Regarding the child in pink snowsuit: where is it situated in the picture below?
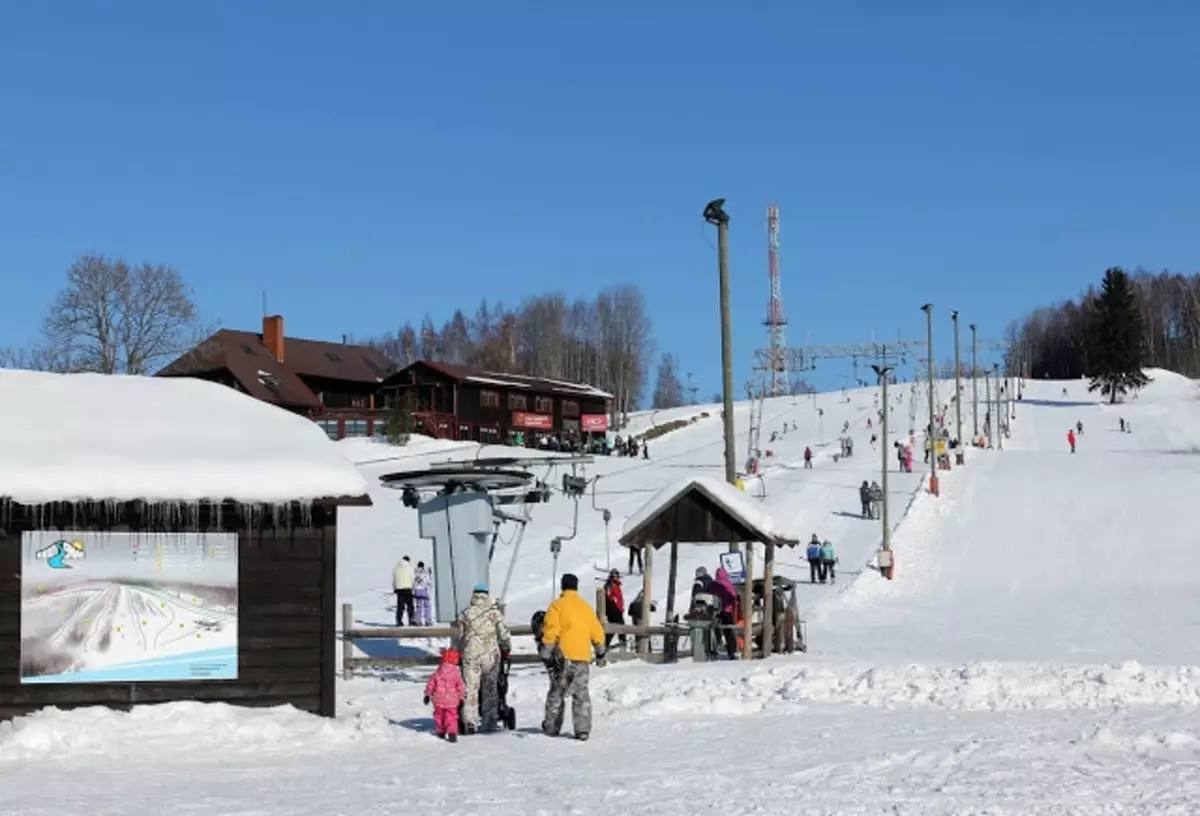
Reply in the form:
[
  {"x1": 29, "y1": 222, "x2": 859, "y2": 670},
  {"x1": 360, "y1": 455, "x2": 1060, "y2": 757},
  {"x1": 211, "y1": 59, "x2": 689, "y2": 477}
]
[{"x1": 424, "y1": 647, "x2": 466, "y2": 741}]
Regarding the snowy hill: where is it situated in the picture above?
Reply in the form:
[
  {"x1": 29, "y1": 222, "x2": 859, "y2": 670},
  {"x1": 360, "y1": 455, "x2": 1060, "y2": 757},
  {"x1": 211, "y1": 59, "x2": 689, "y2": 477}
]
[{"x1": 7, "y1": 370, "x2": 1200, "y2": 814}]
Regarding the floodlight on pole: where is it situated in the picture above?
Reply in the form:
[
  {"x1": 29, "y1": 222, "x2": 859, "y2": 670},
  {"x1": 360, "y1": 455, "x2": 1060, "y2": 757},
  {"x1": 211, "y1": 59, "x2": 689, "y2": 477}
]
[
  {"x1": 704, "y1": 198, "x2": 737, "y2": 491},
  {"x1": 950, "y1": 311, "x2": 964, "y2": 465},
  {"x1": 920, "y1": 304, "x2": 939, "y2": 497},
  {"x1": 969, "y1": 323, "x2": 979, "y2": 438},
  {"x1": 871, "y1": 363, "x2": 896, "y2": 567}
]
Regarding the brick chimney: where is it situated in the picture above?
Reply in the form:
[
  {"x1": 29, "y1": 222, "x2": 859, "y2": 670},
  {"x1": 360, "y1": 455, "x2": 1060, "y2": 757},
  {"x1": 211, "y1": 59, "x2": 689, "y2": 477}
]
[{"x1": 263, "y1": 315, "x2": 284, "y2": 363}]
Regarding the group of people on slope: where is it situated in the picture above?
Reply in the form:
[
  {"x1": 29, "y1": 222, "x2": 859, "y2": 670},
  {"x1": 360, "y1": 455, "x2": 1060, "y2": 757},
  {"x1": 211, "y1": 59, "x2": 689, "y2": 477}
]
[
  {"x1": 392, "y1": 555, "x2": 434, "y2": 626},
  {"x1": 423, "y1": 574, "x2": 609, "y2": 743},
  {"x1": 806, "y1": 535, "x2": 838, "y2": 584},
  {"x1": 690, "y1": 565, "x2": 742, "y2": 660}
]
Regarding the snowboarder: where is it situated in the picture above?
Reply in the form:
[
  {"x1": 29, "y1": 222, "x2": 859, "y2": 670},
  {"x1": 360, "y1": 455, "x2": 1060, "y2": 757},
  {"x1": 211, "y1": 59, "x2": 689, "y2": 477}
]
[
  {"x1": 859, "y1": 481, "x2": 872, "y2": 519},
  {"x1": 806, "y1": 535, "x2": 823, "y2": 584},
  {"x1": 1067, "y1": 428, "x2": 1076, "y2": 454},
  {"x1": 424, "y1": 647, "x2": 466, "y2": 742},
  {"x1": 413, "y1": 561, "x2": 433, "y2": 626},
  {"x1": 392, "y1": 555, "x2": 415, "y2": 627},
  {"x1": 602, "y1": 569, "x2": 625, "y2": 650},
  {"x1": 820, "y1": 540, "x2": 837, "y2": 583},
  {"x1": 803, "y1": 447, "x2": 813, "y2": 469},
  {"x1": 456, "y1": 584, "x2": 512, "y2": 734},
  {"x1": 539, "y1": 573, "x2": 606, "y2": 741}
]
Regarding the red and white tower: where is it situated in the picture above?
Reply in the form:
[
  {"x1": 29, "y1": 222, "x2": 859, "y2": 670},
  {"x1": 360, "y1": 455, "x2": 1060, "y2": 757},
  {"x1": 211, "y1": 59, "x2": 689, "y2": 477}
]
[{"x1": 764, "y1": 204, "x2": 788, "y2": 396}]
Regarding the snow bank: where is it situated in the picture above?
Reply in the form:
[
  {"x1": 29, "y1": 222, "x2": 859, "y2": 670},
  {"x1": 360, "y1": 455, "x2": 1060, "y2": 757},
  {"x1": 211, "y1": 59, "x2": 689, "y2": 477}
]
[
  {"x1": 0, "y1": 701, "x2": 387, "y2": 760},
  {"x1": 621, "y1": 474, "x2": 793, "y2": 543},
  {"x1": 0, "y1": 369, "x2": 368, "y2": 504},
  {"x1": 597, "y1": 659, "x2": 1200, "y2": 716}
]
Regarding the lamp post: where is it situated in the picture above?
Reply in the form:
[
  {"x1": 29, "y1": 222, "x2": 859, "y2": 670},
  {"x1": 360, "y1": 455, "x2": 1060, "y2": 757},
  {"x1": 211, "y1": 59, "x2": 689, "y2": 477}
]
[
  {"x1": 704, "y1": 199, "x2": 737, "y2": 488},
  {"x1": 993, "y1": 362, "x2": 1003, "y2": 450},
  {"x1": 950, "y1": 311, "x2": 964, "y2": 464},
  {"x1": 969, "y1": 323, "x2": 979, "y2": 439},
  {"x1": 871, "y1": 364, "x2": 895, "y2": 558},
  {"x1": 920, "y1": 304, "x2": 939, "y2": 496}
]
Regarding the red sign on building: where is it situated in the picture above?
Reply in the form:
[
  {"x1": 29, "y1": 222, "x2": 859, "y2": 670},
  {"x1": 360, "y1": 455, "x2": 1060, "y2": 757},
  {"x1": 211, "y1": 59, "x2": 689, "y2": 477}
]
[
  {"x1": 581, "y1": 414, "x2": 608, "y2": 433},
  {"x1": 512, "y1": 412, "x2": 553, "y2": 430}
]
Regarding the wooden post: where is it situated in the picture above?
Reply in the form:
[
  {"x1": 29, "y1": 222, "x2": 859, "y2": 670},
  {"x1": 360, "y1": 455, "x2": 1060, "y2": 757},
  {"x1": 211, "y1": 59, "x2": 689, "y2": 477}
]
[
  {"x1": 341, "y1": 603, "x2": 354, "y2": 681},
  {"x1": 595, "y1": 585, "x2": 605, "y2": 620},
  {"x1": 639, "y1": 544, "x2": 654, "y2": 655},
  {"x1": 664, "y1": 540, "x2": 679, "y2": 622},
  {"x1": 741, "y1": 542, "x2": 754, "y2": 659},
  {"x1": 761, "y1": 541, "x2": 775, "y2": 658}
]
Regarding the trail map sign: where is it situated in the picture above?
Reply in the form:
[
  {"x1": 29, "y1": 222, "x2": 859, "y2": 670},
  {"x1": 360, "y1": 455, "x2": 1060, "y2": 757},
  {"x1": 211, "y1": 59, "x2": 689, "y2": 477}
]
[{"x1": 19, "y1": 531, "x2": 239, "y2": 684}]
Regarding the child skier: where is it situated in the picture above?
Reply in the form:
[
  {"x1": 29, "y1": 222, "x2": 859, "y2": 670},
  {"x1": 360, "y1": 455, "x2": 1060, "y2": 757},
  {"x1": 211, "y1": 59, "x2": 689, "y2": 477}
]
[
  {"x1": 413, "y1": 561, "x2": 433, "y2": 625},
  {"x1": 424, "y1": 647, "x2": 466, "y2": 742}
]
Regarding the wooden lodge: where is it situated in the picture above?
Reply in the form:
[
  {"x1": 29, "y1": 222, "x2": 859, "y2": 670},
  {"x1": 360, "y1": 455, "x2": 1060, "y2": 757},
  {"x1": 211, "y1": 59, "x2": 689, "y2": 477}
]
[
  {"x1": 157, "y1": 314, "x2": 395, "y2": 440},
  {"x1": 380, "y1": 361, "x2": 613, "y2": 446},
  {"x1": 0, "y1": 369, "x2": 371, "y2": 722}
]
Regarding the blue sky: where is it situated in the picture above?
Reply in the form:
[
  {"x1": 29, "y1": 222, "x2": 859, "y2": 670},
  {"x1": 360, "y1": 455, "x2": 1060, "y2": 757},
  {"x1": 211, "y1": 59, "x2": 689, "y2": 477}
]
[{"x1": 2, "y1": 1, "x2": 1197, "y2": 395}]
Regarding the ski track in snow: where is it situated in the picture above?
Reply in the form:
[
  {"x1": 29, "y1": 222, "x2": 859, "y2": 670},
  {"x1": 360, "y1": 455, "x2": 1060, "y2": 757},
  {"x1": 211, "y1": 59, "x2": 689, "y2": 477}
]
[{"x1": 6, "y1": 371, "x2": 1200, "y2": 814}]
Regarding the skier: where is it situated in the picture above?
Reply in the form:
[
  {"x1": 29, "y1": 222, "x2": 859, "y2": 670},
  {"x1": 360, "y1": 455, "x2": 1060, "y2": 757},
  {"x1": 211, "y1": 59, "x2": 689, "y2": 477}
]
[
  {"x1": 602, "y1": 569, "x2": 625, "y2": 650},
  {"x1": 1076, "y1": 420, "x2": 1084, "y2": 435},
  {"x1": 1067, "y1": 428, "x2": 1076, "y2": 454},
  {"x1": 456, "y1": 584, "x2": 512, "y2": 734},
  {"x1": 869, "y1": 481, "x2": 883, "y2": 519},
  {"x1": 904, "y1": 445, "x2": 914, "y2": 473},
  {"x1": 627, "y1": 543, "x2": 643, "y2": 575},
  {"x1": 642, "y1": 443, "x2": 649, "y2": 460},
  {"x1": 423, "y1": 647, "x2": 466, "y2": 742},
  {"x1": 895, "y1": 441, "x2": 905, "y2": 472},
  {"x1": 392, "y1": 555, "x2": 415, "y2": 627},
  {"x1": 820, "y1": 540, "x2": 837, "y2": 583},
  {"x1": 709, "y1": 567, "x2": 741, "y2": 660},
  {"x1": 413, "y1": 561, "x2": 433, "y2": 626},
  {"x1": 803, "y1": 446, "x2": 813, "y2": 469},
  {"x1": 1119, "y1": 417, "x2": 1125, "y2": 433},
  {"x1": 806, "y1": 535, "x2": 823, "y2": 584},
  {"x1": 859, "y1": 481, "x2": 872, "y2": 519},
  {"x1": 539, "y1": 573, "x2": 606, "y2": 740}
]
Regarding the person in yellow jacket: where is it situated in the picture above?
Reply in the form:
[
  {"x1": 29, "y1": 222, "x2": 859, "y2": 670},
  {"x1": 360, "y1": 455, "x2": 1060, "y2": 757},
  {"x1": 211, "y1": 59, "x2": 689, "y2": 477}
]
[{"x1": 539, "y1": 572, "x2": 606, "y2": 740}]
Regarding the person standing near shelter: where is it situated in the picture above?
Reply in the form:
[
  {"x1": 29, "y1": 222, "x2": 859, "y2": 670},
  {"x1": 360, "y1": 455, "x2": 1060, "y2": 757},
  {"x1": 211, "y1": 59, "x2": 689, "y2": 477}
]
[
  {"x1": 413, "y1": 560, "x2": 433, "y2": 626},
  {"x1": 540, "y1": 573, "x2": 606, "y2": 741},
  {"x1": 602, "y1": 569, "x2": 626, "y2": 650},
  {"x1": 393, "y1": 555, "x2": 415, "y2": 627},
  {"x1": 709, "y1": 567, "x2": 741, "y2": 660},
  {"x1": 457, "y1": 584, "x2": 511, "y2": 734}
]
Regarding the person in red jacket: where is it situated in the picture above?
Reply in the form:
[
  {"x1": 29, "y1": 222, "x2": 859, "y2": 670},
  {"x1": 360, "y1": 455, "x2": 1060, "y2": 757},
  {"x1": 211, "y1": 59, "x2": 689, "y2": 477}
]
[
  {"x1": 1067, "y1": 428, "x2": 1076, "y2": 454},
  {"x1": 424, "y1": 647, "x2": 466, "y2": 742},
  {"x1": 603, "y1": 569, "x2": 625, "y2": 649}
]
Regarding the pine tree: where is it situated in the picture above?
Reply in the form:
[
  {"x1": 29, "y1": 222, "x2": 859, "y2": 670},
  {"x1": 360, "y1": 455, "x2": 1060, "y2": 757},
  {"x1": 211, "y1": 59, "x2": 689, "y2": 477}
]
[
  {"x1": 1086, "y1": 267, "x2": 1151, "y2": 404},
  {"x1": 652, "y1": 353, "x2": 684, "y2": 409},
  {"x1": 383, "y1": 389, "x2": 417, "y2": 445}
]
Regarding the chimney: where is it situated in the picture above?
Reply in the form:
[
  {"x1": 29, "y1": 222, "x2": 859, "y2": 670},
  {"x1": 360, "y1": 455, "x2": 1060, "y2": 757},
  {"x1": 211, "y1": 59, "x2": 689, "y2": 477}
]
[{"x1": 263, "y1": 315, "x2": 284, "y2": 363}]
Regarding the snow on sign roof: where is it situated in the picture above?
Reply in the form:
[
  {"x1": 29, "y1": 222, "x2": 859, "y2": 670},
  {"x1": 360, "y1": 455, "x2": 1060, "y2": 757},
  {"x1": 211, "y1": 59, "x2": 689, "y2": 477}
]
[
  {"x1": 621, "y1": 474, "x2": 791, "y2": 545},
  {"x1": 0, "y1": 369, "x2": 370, "y2": 506}
]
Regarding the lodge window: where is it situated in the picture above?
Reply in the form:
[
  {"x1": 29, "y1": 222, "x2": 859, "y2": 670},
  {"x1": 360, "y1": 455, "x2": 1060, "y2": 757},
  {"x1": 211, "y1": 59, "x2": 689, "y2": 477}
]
[
  {"x1": 344, "y1": 419, "x2": 368, "y2": 437},
  {"x1": 316, "y1": 419, "x2": 340, "y2": 440},
  {"x1": 535, "y1": 396, "x2": 554, "y2": 414},
  {"x1": 480, "y1": 390, "x2": 500, "y2": 408},
  {"x1": 561, "y1": 399, "x2": 579, "y2": 417},
  {"x1": 508, "y1": 393, "x2": 527, "y2": 411}
]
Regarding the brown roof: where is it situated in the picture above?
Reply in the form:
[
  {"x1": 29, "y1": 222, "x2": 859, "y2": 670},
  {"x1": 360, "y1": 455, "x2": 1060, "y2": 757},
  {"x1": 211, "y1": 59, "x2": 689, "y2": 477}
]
[
  {"x1": 390, "y1": 361, "x2": 613, "y2": 400},
  {"x1": 157, "y1": 326, "x2": 394, "y2": 409}
]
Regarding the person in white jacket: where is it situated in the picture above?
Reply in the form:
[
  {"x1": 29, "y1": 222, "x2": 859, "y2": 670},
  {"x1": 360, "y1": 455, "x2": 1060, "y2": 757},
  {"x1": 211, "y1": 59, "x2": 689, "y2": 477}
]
[{"x1": 393, "y1": 556, "x2": 415, "y2": 626}]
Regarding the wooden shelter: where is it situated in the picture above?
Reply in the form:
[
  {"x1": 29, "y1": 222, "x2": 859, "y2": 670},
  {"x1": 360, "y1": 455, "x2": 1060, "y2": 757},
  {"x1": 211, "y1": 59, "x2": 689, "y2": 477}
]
[
  {"x1": 0, "y1": 369, "x2": 371, "y2": 722},
  {"x1": 619, "y1": 475, "x2": 798, "y2": 659}
]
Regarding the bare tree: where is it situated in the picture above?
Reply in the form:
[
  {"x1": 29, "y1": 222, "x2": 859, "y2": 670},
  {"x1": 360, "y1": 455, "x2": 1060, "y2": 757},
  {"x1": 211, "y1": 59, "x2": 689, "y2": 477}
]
[
  {"x1": 652, "y1": 353, "x2": 684, "y2": 408},
  {"x1": 40, "y1": 254, "x2": 209, "y2": 375}
]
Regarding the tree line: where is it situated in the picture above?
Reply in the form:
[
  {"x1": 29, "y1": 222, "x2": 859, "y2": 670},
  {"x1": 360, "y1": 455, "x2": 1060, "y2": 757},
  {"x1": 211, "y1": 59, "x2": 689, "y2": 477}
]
[{"x1": 1006, "y1": 267, "x2": 1197, "y2": 381}]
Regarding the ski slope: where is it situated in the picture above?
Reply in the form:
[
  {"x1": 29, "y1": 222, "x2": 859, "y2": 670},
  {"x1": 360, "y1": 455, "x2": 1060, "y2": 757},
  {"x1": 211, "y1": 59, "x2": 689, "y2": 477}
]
[{"x1": 6, "y1": 370, "x2": 1200, "y2": 814}]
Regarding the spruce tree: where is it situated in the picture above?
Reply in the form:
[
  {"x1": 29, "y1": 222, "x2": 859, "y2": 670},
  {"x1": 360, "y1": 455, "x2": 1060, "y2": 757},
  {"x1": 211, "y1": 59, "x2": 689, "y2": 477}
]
[
  {"x1": 1086, "y1": 267, "x2": 1150, "y2": 404},
  {"x1": 383, "y1": 389, "x2": 417, "y2": 445}
]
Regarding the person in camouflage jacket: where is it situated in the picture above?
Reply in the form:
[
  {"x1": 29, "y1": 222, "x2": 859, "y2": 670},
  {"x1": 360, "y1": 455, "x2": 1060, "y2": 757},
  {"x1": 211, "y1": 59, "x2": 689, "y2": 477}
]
[{"x1": 456, "y1": 584, "x2": 512, "y2": 733}]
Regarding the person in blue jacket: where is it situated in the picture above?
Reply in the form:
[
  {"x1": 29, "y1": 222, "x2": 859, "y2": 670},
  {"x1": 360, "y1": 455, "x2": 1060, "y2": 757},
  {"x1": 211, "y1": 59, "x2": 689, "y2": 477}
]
[
  {"x1": 806, "y1": 535, "x2": 823, "y2": 584},
  {"x1": 820, "y1": 540, "x2": 837, "y2": 583}
]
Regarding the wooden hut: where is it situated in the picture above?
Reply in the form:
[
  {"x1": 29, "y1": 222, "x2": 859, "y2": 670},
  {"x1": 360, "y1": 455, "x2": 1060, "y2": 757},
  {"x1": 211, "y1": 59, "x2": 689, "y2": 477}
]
[
  {"x1": 619, "y1": 475, "x2": 798, "y2": 658},
  {"x1": 0, "y1": 369, "x2": 370, "y2": 722}
]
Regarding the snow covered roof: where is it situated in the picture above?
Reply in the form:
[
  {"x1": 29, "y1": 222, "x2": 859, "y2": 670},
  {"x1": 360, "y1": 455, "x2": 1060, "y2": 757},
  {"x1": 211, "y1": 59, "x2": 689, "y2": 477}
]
[
  {"x1": 0, "y1": 369, "x2": 371, "y2": 506},
  {"x1": 620, "y1": 475, "x2": 796, "y2": 547}
]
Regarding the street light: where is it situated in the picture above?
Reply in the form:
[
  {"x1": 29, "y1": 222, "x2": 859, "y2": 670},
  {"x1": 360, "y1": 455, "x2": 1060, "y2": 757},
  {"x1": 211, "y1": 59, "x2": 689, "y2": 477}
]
[
  {"x1": 920, "y1": 304, "x2": 939, "y2": 497},
  {"x1": 950, "y1": 311, "x2": 964, "y2": 465},
  {"x1": 871, "y1": 364, "x2": 896, "y2": 577},
  {"x1": 993, "y1": 362, "x2": 1003, "y2": 451},
  {"x1": 703, "y1": 198, "x2": 737, "y2": 489}
]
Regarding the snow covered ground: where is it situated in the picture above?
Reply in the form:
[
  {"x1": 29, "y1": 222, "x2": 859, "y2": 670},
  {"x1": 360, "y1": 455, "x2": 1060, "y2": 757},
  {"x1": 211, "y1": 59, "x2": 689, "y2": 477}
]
[{"x1": 6, "y1": 370, "x2": 1200, "y2": 814}]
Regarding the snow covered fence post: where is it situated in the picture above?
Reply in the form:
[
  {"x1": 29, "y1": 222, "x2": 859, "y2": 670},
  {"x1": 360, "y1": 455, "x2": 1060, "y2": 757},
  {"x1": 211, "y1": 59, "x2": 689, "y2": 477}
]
[{"x1": 342, "y1": 604, "x2": 354, "y2": 681}]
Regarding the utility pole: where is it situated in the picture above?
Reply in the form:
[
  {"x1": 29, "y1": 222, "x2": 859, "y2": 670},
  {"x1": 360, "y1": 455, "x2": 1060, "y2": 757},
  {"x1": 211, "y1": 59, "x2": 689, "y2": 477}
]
[
  {"x1": 950, "y1": 311, "x2": 964, "y2": 464},
  {"x1": 994, "y1": 363, "x2": 1004, "y2": 450},
  {"x1": 920, "y1": 304, "x2": 939, "y2": 496},
  {"x1": 704, "y1": 199, "x2": 737, "y2": 488},
  {"x1": 969, "y1": 323, "x2": 979, "y2": 439},
  {"x1": 685, "y1": 372, "x2": 699, "y2": 405},
  {"x1": 872, "y1": 363, "x2": 895, "y2": 557}
]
